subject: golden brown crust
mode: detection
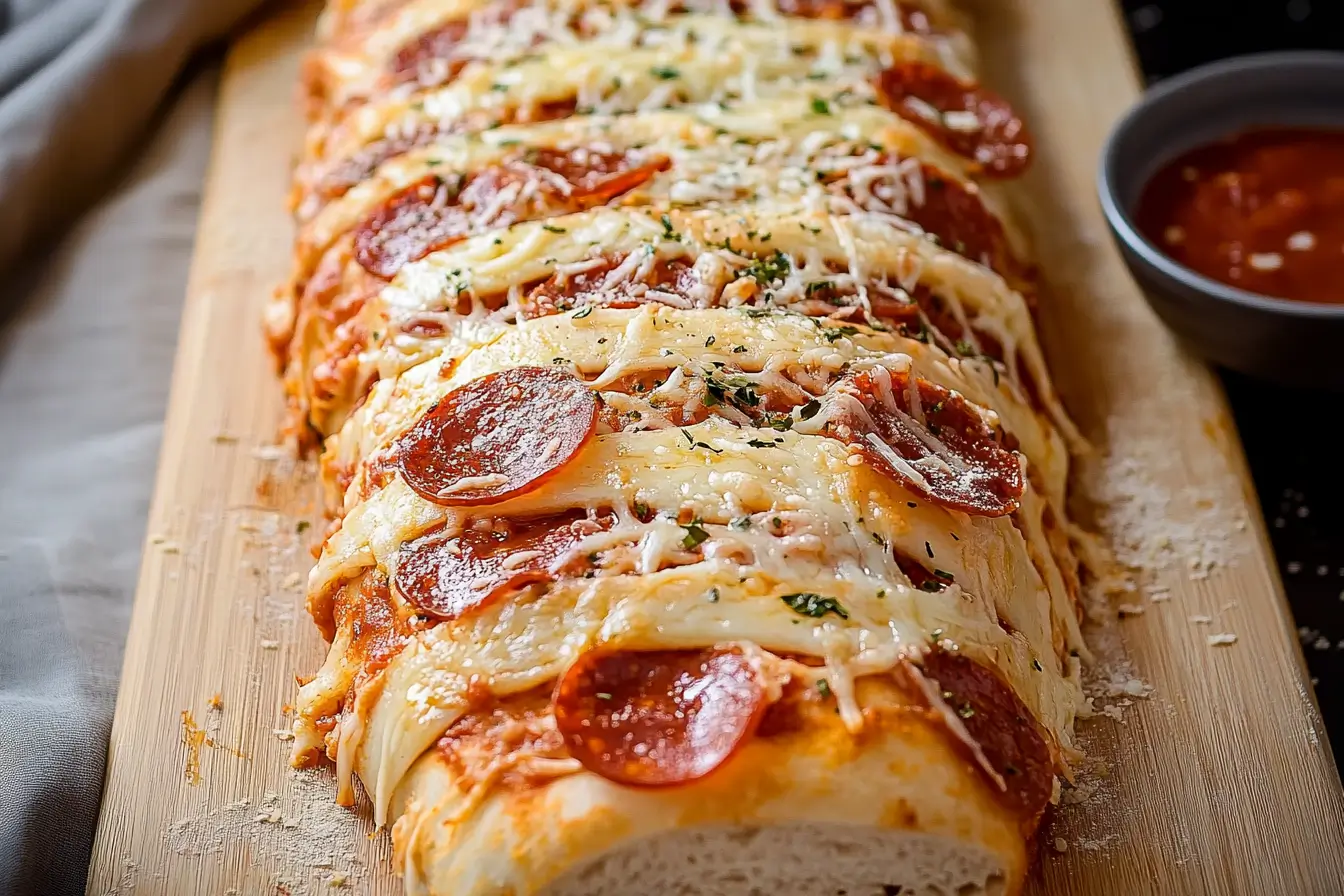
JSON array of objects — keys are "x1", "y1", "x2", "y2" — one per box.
[{"x1": 283, "y1": 2, "x2": 1092, "y2": 893}]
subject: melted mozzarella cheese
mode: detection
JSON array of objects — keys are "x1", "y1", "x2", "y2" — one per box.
[
  {"x1": 297, "y1": 97, "x2": 981, "y2": 257},
  {"x1": 316, "y1": 21, "x2": 939, "y2": 167},
  {"x1": 307, "y1": 420, "x2": 1085, "y2": 822},
  {"x1": 291, "y1": 0, "x2": 1093, "y2": 844},
  {"x1": 331, "y1": 304, "x2": 1067, "y2": 514},
  {"x1": 312, "y1": 0, "x2": 976, "y2": 113},
  {"x1": 355, "y1": 203, "x2": 1078, "y2": 461}
]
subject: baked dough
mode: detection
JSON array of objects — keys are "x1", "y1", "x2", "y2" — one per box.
[{"x1": 281, "y1": 2, "x2": 1091, "y2": 894}]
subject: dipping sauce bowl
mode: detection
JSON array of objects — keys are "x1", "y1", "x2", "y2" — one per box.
[{"x1": 1098, "y1": 51, "x2": 1344, "y2": 389}]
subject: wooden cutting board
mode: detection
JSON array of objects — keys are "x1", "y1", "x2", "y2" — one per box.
[{"x1": 85, "y1": 1, "x2": 1344, "y2": 893}]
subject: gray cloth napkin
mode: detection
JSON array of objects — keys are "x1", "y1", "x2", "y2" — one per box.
[{"x1": 0, "y1": 1, "x2": 264, "y2": 893}]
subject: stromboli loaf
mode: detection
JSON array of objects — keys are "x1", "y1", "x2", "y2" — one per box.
[{"x1": 282, "y1": 1, "x2": 1093, "y2": 894}]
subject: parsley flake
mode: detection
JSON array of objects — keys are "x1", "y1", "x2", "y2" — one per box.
[
  {"x1": 681, "y1": 521, "x2": 710, "y2": 549},
  {"x1": 780, "y1": 592, "x2": 850, "y2": 620}
]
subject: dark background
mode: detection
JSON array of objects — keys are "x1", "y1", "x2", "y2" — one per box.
[{"x1": 1118, "y1": 0, "x2": 1344, "y2": 745}]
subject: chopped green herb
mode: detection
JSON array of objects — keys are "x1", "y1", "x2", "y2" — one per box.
[
  {"x1": 595, "y1": 692, "x2": 613, "y2": 700},
  {"x1": 681, "y1": 521, "x2": 710, "y2": 549},
  {"x1": 296, "y1": 520, "x2": 310, "y2": 534},
  {"x1": 816, "y1": 678, "x2": 833, "y2": 698},
  {"x1": 798, "y1": 399, "x2": 822, "y2": 421},
  {"x1": 571, "y1": 305, "x2": 593, "y2": 319},
  {"x1": 705, "y1": 587, "x2": 721, "y2": 603},
  {"x1": 705, "y1": 335, "x2": 715, "y2": 347},
  {"x1": 821, "y1": 325, "x2": 860, "y2": 343},
  {"x1": 633, "y1": 500, "x2": 651, "y2": 518},
  {"x1": 780, "y1": 592, "x2": 850, "y2": 620},
  {"x1": 925, "y1": 541, "x2": 934, "y2": 558},
  {"x1": 650, "y1": 65, "x2": 680, "y2": 80},
  {"x1": 730, "y1": 516, "x2": 752, "y2": 530},
  {"x1": 1032, "y1": 659, "x2": 1043, "y2": 671},
  {"x1": 957, "y1": 704, "x2": 976, "y2": 719},
  {"x1": 741, "y1": 250, "x2": 790, "y2": 287},
  {"x1": 933, "y1": 568, "x2": 955, "y2": 582},
  {"x1": 542, "y1": 224, "x2": 567, "y2": 234},
  {"x1": 810, "y1": 97, "x2": 831, "y2": 115}
]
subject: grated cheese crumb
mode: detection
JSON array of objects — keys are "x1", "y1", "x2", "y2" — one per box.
[
  {"x1": 1207, "y1": 633, "x2": 1238, "y2": 646},
  {"x1": 1248, "y1": 252, "x2": 1283, "y2": 272},
  {"x1": 1287, "y1": 231, "x2": 1316, "y2": 251},
  {"x1": 1053, "y1": 838, "x2": 1068, "y2": 853}
]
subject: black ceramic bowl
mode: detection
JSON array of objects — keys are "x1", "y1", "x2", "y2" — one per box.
[{"x1": 1098, "y1": 51, "x2": 1344, "y2": 390}]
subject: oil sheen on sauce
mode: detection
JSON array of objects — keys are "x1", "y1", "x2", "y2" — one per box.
[{"x1": 1134, "y1": 126, "x2": 1344, "y2": 305}]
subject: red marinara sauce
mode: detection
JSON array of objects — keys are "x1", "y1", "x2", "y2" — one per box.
[{"x1": 1133, "y1": 127, "x2": 1344, "y2": 305}]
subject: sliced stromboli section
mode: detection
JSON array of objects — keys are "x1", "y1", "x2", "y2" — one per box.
[
  {"x1": 321, "y1": 305, "x2": 1068, "y2": 519},
  {"x1": 285, "y1": 2, "x2": 1093, "y2": 894},
  {"x1": 297, "y1": 19, "x2": 975, "y2": 204},
  {"x1": 294, "y1": 203, "x2": 1069, "y2": 453},
  {"x1": 272, "y1": 102, "x2": 1035, "y2": 410},
  {"x1": 299, "y1": 384, "x2": 1085, "y2": 814},
  {"x1": 305, "y1": 0, "x2": 976, "y2": 118}
]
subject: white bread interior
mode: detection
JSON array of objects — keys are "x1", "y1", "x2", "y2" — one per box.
[{"x1": 389, "y1": 681, "x2": 1029, "y2": 896}]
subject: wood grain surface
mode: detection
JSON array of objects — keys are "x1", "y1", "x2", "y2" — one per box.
[{"x1": 86, "y1": 1, "x2": 1344, "y2": 893}]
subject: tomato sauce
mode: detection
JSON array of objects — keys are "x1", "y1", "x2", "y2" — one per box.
[{"x1": 1134, "y1": 127, "x2": 1344, "y2": 305}]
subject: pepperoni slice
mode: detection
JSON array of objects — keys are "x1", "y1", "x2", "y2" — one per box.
[
  {"x1": 875, "y1": 62, "x2": 1032, "y2": 178},
  {"x1": 828, "y1": 368, "x2": 1024, "y2": 516},
  {"x1": 520, "y1": 254, "x2": 701, "y2": 318},
  {"x1": 315, "y1": 99, "x2": 580, "y2": 203},
  {"x1": 834, "y1": 160, "x2": 1010, "y2": 274},
  {"x1": 394, "y1": 511, "x2": 612, "y2": 619},
  {"x1": 553, "y1": 647, "x2": 767, "y2": 787},
  {"x1": 393, "y1": 366, "x2": 598, "y2": 506},
  {"x1": 389, "y1": 19, "x2": 472, "y2": 87},
  {"x1": 353, "y1": 150, "x2": 668, "y2": 278},
  {"x1": 914, "y1": 648, "x2": 1054, "y2": 823},
  {"x1": 825, "y1": 160, "x2": 1006, "y2": 269},
  {"x1": 353, "y1": 174, "x2": 472, "y2": 278}
]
